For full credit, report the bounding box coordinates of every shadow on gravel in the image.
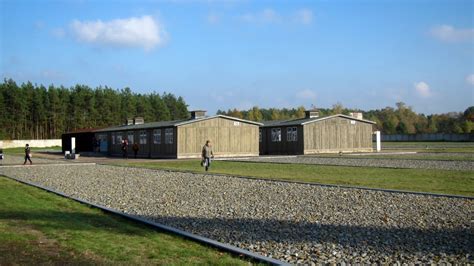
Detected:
[143,215,473,255]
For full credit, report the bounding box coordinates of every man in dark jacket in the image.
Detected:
[23,144,32,165]
[201,140,214,171]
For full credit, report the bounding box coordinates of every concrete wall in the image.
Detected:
[375,133,474,142]
[0,139,61,149]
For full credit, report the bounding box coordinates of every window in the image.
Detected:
[271,128,281,142]
[153,129,161,144]
[139,131,147,144]
[259,129,262,143]
[128,133,134,144]
[97,134,107,141]
[287,127,297,142]
[165,128,174,144]
[116,132,123,144]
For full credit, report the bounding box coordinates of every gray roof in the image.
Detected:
[94,115,262,133]
[261,114,376,128]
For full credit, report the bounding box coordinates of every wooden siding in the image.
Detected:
[177,117,259,158]
[260,126,304,155]
[303,117,373,153]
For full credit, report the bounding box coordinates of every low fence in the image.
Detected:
[373,133,474,142]
[0,139,62,149]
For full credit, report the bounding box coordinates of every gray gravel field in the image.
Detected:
[1,160,472,264]
[233,156,474,171]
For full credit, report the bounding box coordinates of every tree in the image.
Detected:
[149,93,171,121]
[120,87,136,121]
[0,79,189,139]
[270,108,281,120]
[331,102,344,114]
[162,93,189,120]
[295,106,306,119]
[228,108,243,119]
[464,106,474,122]
[247,106,263,121]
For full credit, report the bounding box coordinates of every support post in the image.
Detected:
[71,137,76,154]
[375,131,381,152]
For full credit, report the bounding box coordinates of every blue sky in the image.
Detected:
[1,0,473,115]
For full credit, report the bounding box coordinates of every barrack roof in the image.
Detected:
[261,114,376,127]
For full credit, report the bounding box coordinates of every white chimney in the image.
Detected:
[350,112,363,120]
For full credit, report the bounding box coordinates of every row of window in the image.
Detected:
[259,127,298,143]
[111,128,174,145]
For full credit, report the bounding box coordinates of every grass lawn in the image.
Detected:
[376,142,474,153]
[0,176,252,265]
[121,160,474,197]
[312,153,474,161]
[2,146,62,155]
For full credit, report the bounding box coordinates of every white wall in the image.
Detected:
[0,139,61,149]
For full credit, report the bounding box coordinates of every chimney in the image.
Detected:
[349,112,363,120]
[134,117,144,125]
[190,110,206,119]
[305,110,319,119]
[126,118,134,125]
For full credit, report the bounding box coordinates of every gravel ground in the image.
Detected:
[1,159,472,264]
[231,156,474,171]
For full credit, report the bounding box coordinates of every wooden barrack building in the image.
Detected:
[93,111,262,158]
[260,111,375,155]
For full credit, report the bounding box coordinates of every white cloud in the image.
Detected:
[296,89,317,100]
[240,8,314,25]
[261,8,278,22]
[34,20,45,30]
[207,13,220,24]
[294,8,313,25]
[237,100,253,110]
[70,15,166,51]
[466,74,474,86]
[430,25,474,42]
[51,28,65,38]
[241,8,279,23]
[414,81,432,98]
[40,69,66,80]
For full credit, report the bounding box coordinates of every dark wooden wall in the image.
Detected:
[260,126,304,155]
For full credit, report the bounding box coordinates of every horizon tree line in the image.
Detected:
[217,103,474,134]
[0,79,188,140]
[1,78,472,139]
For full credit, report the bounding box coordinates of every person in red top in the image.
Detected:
[121,138,129,159]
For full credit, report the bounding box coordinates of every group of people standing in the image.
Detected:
[120,138,140,159]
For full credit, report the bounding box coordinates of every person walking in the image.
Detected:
[132,143,139,158]
[121,138,129,159]
[201,140,214,171]
[23,144,32,165]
